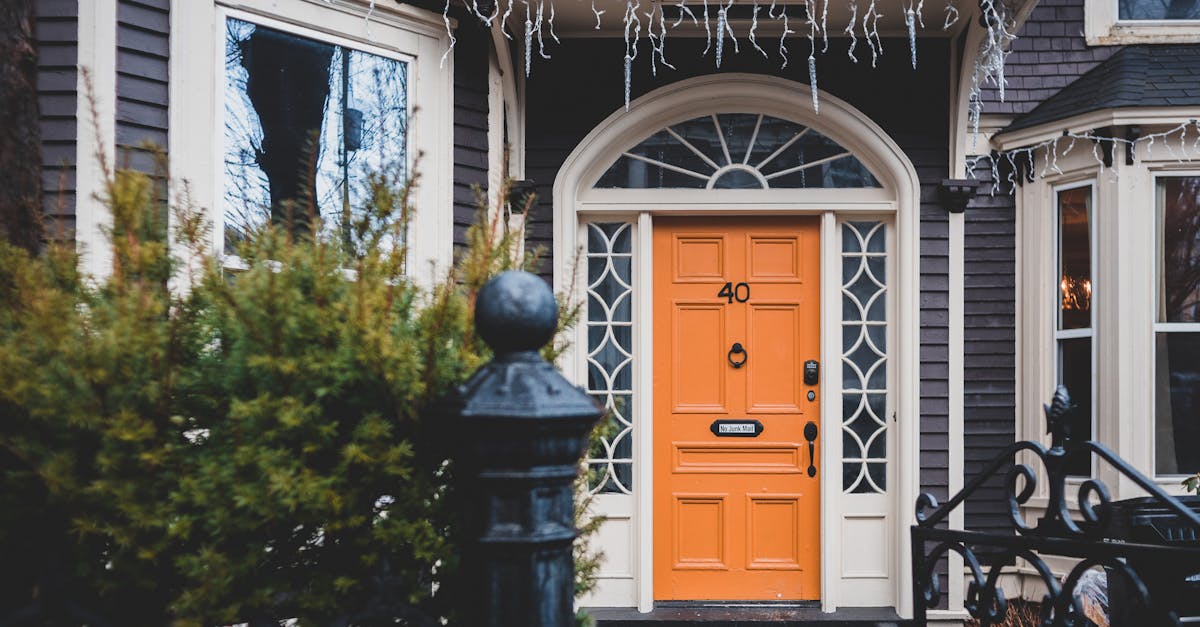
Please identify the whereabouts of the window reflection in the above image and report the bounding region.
[1155,176,1200,475]
[223,18,408,248]
[1058,187,1092,330]
[1056,186,1093,476]
[1120,0,1200,20]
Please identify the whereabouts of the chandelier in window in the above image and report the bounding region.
[1061,274,1092,311]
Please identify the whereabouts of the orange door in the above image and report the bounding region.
[653,216,821,601]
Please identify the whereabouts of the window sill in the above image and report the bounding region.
[1086,20,1200,46]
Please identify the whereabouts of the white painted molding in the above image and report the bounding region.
[170,0,454,284]
[552,74,922,616]
[75,0,118,279]
[992,107,1200,151]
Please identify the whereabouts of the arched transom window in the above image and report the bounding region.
[595,113,881,190]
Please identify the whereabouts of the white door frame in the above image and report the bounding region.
[553,74,922,616]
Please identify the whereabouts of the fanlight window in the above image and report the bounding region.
[595,113,880,190]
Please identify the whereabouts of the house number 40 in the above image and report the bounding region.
[717,282,751,303]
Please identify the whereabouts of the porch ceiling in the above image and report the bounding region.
[500,0,977,38]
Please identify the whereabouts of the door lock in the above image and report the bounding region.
[803,359,819,385]
[803,422,819,477]
[727,342,748,368]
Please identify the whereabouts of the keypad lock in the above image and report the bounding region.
[804,360,819,385]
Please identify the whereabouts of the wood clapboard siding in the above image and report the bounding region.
[963,162,1017,537]
[452,22,491,253]
[116,0,169,174]
[522,36,952,501]
[35,0,80,241]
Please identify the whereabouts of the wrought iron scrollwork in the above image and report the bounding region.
[911,385,1200,627]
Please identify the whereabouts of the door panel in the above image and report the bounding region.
[653,216,821,601]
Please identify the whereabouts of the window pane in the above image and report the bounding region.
[1120,0,1200,20]
[1155,332,1200,475]
[593,113,880,189]
[223,18,408,247]
[1157,177,1200,322]
[1059,337,1093,475]
[842,221,887,494]
[1057,187,1092,330]
[585,222,636,494]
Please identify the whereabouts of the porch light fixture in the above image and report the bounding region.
[938,178,979,213]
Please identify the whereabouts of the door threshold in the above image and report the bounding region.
[588,605,907,626]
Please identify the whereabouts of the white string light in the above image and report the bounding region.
[437,0,1016,123]
[969,121,1200,195]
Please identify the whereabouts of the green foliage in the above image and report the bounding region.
[0,160,600,625]
[1184,473,1200,494]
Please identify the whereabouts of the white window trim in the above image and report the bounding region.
[169,0,454,284]
[1086,0,1200,45]
[1051,179,1098,477]
[1150,170,1200,480]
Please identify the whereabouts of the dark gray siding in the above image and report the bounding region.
[980,0,1118,115]
[523,36,951,499]
[963,164,1017,537]
[35,0,79,241]
[116,0,169,173]
[453,22,491,252]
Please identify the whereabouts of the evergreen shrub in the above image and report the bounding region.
[0,156,599,625]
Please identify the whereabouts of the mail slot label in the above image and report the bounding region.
[710,419,764,437]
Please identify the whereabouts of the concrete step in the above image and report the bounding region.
[588,604,910,626]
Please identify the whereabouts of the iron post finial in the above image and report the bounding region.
[474,270,559,355]
[1044,384,1075,448]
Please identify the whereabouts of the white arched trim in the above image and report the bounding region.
[554,73,921,618]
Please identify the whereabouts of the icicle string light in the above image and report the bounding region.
[716,0,728,66]
[845,0,858,63]
[806,0,819,112]
[820,0,830,53]
[750,0,768,58]
[437,0,1017,125]
[968,121,1200,195]
[440,0,456,67]
[944,0,960,29]
[905,1,917,69]
[779,8,795,68]
[524,0,533,75]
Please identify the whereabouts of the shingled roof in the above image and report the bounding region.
[1002,44,1200,134]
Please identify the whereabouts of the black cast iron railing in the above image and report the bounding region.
[912,386,1200,627]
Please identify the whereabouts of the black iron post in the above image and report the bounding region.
[453,271,602,627]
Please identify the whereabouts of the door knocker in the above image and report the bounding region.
[727,342,747,368]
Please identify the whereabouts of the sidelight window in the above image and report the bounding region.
[585,222,635,494]
[1155,176,1200,476]
[842,221,888,494]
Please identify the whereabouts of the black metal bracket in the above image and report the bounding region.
[1126,125,1142,166]
[939,179,979,214]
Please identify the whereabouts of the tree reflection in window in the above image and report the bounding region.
[594,113,880,190]
[223,18,408,248]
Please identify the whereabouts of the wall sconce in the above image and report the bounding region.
[1061,275,1092,311]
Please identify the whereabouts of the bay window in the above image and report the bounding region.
[1055,184,1095,476]
[1155,176,1200,476]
